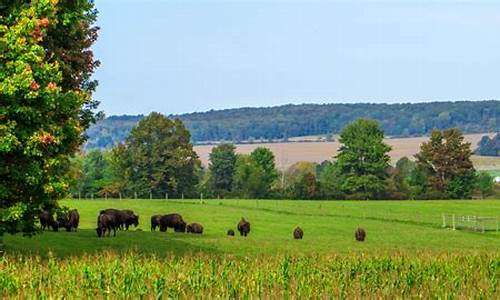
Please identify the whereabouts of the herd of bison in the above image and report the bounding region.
[39,208,367,241]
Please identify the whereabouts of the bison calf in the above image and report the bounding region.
[150,215,162,231]
[227,229,235,236]
[96,213,118,237]
[237,218,250,237]
[355,228,366,241]
[64,209,80,232]
[39,210,59,232]
[186,223,203,234]
[293,227,303,239]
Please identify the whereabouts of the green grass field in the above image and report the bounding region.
[3,199,500,298]
[4,199,500,257]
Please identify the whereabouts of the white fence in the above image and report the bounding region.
[442,214,499,232]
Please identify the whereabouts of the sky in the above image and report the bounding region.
[92,0,500,116]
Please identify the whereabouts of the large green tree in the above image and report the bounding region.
[250,147,278,197]
[232,154,266,199]
[0,0,99,234]
[334,119,392,199]
[415,128,475,199]
[118,112,200,198]
[208,143,237,196]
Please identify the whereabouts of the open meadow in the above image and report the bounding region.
[5,199,500,256]
[3,199,500,298]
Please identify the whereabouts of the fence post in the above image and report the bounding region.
[119,192,122,200]
[134,192,137,200]
[452,214,456,230]
[91,193,94,200]
[78,192,81,201]
[442,214,446,228]
[200,193,203,203]
[150,190,152,200]
[182,193,184,200]
[105,193,108,200]
[165,193,168,200]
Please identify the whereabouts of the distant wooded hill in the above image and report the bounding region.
[84,101,499,150]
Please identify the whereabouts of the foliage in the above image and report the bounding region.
[250,147,278,198]
[83,101,500,148]
[2,252,500,298]
[208,143,237,196]
[117,112,200,198]
[334,119,392,199]
[232,155,266,198]
[475,172,494,199]
[476,133,500,156]
[415,129,476,199]
[0,0,99,235]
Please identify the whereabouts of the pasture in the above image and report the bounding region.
[4,199,500,257]
[3,199,500,298]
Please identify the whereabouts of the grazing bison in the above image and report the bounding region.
[237,218,250,237]
[96,213,118,237]
[186,223,203,234]
[227,229,235,236]
[151,215,162,231]
[100,209,139,230]
[293,227,304,239]
[63,209,80,232]
[39,210,59,232]
[159,213,186,233]
[355,228,366,241]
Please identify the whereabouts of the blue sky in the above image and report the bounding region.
[92,0,500,115]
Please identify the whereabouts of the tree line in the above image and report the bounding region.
[84,101,500,149]
[72,113,496,201]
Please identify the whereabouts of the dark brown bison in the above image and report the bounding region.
[293,227,303,239]
[355,228,366,241]
[227,229,235,236]
[159,213,186,232]
[62,209,80,232]
[100,209,139,230]
[96,213,118,237]
[237,218,250,237]
[151,215,162,231]
[39,210,59,231]
[186,223,203,234]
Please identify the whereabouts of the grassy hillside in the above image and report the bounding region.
[4,199,500,257]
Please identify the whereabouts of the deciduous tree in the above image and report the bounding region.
[415,128,475,199]
[208,143,237,196]
[334,119,392,199]
[0,0,99,235]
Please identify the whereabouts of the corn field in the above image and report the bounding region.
[1,252,499,298]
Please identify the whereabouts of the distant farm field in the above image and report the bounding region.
[4,199,500,257]
[194,133,499,170]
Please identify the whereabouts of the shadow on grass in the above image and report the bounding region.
[3,229,225,258]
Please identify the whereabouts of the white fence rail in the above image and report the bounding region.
[442,214,499,232]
